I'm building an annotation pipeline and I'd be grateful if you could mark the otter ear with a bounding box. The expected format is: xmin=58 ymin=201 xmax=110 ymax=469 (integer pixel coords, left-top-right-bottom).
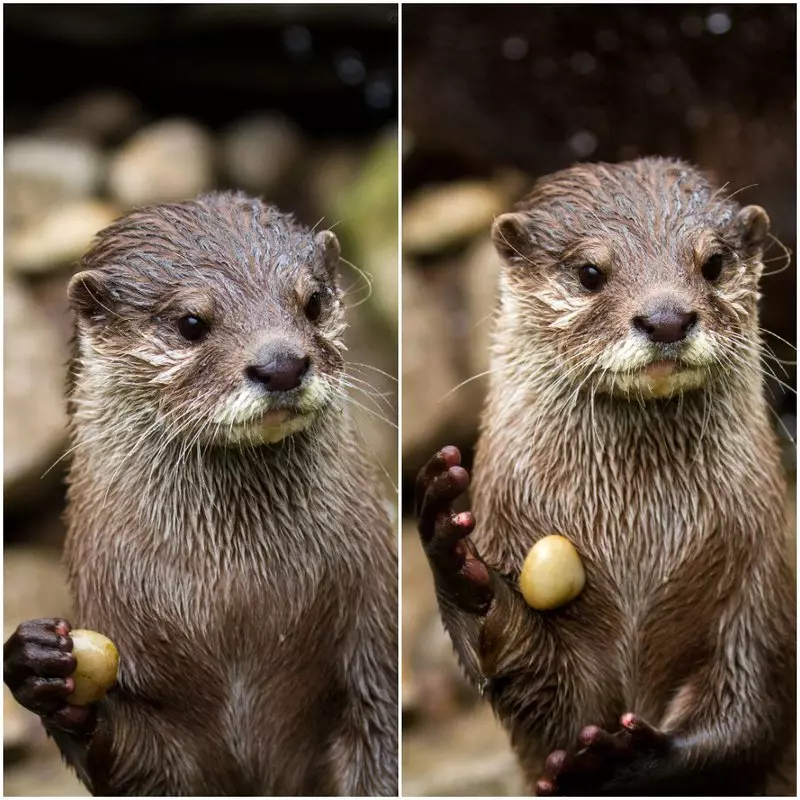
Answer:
xmin=737 ymin=205 xmax=770 ymax=258
xmin=491 ymin=213 xmax=535 ymax=267
xmin=314 ymin=230 xmax=341 ymax=282
xmin=68 ymin=270 xmax=112 ymax=325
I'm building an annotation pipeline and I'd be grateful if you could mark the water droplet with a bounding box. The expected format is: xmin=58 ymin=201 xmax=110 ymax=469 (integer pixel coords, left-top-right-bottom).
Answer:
xmin=365 ymin=75 xmax=393 ymax=110
xmin=501 ymin=35 xmax=529 ymax=61
xmin=282 ymin=25 xmax=311 ymax=57
xmin=570 ymin=130 xmax=598 ymax=158
xmin=335 ymin=49 xmax=366 ymax=86
xmin=570 ymin=52 xmax=597 ymax=76
xmin=706 ymin=11 xmax=732 ymax=35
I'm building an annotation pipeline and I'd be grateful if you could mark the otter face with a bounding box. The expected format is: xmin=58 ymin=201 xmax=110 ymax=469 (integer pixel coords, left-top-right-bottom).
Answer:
xmin=492 ymin=159 xmax=770 ymax=400
xmin=69 ymin=193 xmax=347 ymax=445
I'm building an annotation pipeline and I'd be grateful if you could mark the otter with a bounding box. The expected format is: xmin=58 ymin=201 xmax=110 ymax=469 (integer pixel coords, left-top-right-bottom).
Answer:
xmin=416 ymin=158 xmax=795 ymax=796
xmin=4 ymin=193 xmax=398 ymax=796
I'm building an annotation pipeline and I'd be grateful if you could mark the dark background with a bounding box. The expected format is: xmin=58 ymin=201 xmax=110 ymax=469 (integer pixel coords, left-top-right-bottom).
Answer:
xmin=5 ymin=3 xmax=397 ymax=136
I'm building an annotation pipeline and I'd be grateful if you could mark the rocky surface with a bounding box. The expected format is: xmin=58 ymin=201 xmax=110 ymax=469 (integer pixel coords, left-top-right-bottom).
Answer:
xmin=108 ymin=118 xmax=215 ymax=207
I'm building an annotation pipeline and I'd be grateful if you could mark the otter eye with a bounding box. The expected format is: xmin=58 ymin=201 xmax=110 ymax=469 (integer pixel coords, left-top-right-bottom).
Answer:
xmin=701 ymin=253 xmax=724 ymax=282
xmin=304 ymin=292 xmax=323 ymax=322
xmin=177 ymin=315 xmax=209 ymax=342
xmin=578 ymin=264 xmax=605 ymax=291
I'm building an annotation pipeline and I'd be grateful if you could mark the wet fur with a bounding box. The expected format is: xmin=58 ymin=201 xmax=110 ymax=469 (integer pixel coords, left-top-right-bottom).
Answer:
xmin=440 ymin=159 xmax=795 ymax=793
xmin=61 ymin=193 xmax=398 ymax=795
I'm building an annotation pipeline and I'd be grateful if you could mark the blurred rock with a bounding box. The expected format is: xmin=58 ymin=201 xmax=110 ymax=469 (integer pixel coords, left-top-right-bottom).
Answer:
xmin=4 ymin=685 xmax=43 ymax=759
xmin=330 ymin=129 xmax=399 ymax=332
xmin=3 ymin=546 xmax=72 ymax=641
xmin=402 ymin=266 xmax=460 ymax=459
xmin=403 ymin=180 xmax=507 ymax=256
xmin=307 ymin=145 xmax=360 ymax=216
xmin=4 ymin=136 xmax=104 ymax=226
xmin=108 ymin=118 xmax=214 ymax=206
xmin=3 ymin=746 xmax=89 ymax=797
xmin=402 ymin=704 xmax=524 ymax=796
xmin=342 ymin=301 xmax=398 ymax=493
xmin=411 ymin=612 xmax=477 ymax=722
xmin=6 ymin=200 xmax=119 ymax=274
xmin=220 ymin=113 xmax=304 ymax=195
xmin=4 ymin=278 xmax=68 ymax=507
xmin=4 ymin=546 xmax=73 ymax=761
xmin=40 ymin=89 xmax=144 ymax=146
xmin=464 ymin=236 xmax=502 ymax=379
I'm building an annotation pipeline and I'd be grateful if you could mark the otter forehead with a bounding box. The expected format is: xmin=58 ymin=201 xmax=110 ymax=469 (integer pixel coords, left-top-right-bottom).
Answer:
xmin=82 ymin=192 xmax=321 ymax=300
xmin=519 ymin=158 xmax=737 ymax=259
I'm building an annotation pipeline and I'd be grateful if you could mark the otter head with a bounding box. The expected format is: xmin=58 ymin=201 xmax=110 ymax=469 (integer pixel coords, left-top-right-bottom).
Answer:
xmin=491 ymin=158 xmax=770 ymax=400
xmin=69 ymin=192 xmax=346 ymax=446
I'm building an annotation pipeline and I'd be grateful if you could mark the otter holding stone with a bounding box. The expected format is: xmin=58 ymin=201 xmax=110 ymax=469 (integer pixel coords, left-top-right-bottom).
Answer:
xmin=4 ymin=193 xmax=398 ymax=796
xmin=416 ymin=158 xmax=795 ymax=795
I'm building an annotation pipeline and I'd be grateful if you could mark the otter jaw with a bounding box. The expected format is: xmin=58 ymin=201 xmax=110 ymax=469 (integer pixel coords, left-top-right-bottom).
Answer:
xmin=606 ymin=366 xmax=709 ymax=400
xmin=210 ymin=374 xmax=331 ymax=445
xmin=592 ymin=326 xmax=718 ymax=400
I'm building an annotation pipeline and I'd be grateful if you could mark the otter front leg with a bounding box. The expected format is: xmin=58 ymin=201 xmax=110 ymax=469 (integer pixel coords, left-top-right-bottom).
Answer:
xmin=4 ymin=619 xmax=112 ymax=794
xmin=416 ymin=447 xmax=549 ymax=688
xmin=536 ymin=713 xmax=772 ymax=797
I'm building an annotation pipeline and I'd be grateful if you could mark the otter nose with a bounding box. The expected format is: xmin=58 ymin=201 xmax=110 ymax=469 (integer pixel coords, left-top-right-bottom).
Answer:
xmin=246 ymin=348 xmax=310 ymax=392
xmin=632 ymin=309 xmax=698 ymax=344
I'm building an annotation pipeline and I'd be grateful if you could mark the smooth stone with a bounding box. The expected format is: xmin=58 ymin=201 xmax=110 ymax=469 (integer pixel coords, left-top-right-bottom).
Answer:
xmin=519 ymin=535 xmax=586 ymax=610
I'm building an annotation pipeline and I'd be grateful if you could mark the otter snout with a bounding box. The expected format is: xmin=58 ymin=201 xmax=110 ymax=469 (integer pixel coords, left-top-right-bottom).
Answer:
xmin=632 ymin=308 xmax=698 ymax=344
xmin=246 ymin=343 xmax=310 ymax=392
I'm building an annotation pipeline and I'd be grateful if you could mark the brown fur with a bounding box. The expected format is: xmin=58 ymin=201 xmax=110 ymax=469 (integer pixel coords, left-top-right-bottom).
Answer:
xmin=439 ymin=159 xmax=795 ymax=793
xmin=61 ymin=193 xmax=398 ymax=795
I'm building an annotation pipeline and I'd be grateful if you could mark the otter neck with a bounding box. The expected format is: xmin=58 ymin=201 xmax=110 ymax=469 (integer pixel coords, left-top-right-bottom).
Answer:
xmin=480 ymin=319 xmax=778 ymax=517
xmin=67 ymin=395 xmax=366 ymax=562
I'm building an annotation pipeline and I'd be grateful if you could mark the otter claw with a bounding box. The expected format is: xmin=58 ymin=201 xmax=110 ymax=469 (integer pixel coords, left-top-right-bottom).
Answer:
xmin=4 ymin=619 xmax=91 ymax=733
xmin=537 ymin=714 xmax=670 ymax=796
xmin=416 ymin=447 xmax=493 ymax=613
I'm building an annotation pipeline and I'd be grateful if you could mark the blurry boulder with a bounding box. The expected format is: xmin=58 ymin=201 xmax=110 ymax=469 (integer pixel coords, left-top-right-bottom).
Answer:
xmin=403 ymin=180 xmax=507 ymax=256
xmin=4 ymin=136 xmax=104 ymax=226
xmin=402 ymin=703 xmax=525 ymax=796
xmin=40 ymin=89 xmax=144 ymax=146
xmin=329 ymin=129 xmax=399 ymax=333
xmin=402 ymin=265 xmax=460 ymax=460
xmin=307 ymin=145 xmax=360 ymax=217
xmin=6 ymin=200 xmax=119 ymax=275
xmin=220 ymin=113 xmax=304 ymax=196
xmin=4 ymin=278 xmax=68 ymax=507
xmin=109 ymin=118 xmax=214 ymax=206
xmin=465 ymin=236 xmax=502 ymax=380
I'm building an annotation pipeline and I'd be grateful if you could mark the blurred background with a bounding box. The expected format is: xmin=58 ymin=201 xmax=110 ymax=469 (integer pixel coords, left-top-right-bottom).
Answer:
xmin=3 ymin=4 xmax=397 ymax=795
xmin=401 ymin=5 xmax=797 ymax=795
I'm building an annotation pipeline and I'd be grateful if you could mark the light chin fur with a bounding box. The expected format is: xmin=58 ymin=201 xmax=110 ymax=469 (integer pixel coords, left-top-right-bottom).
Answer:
xmin=209 ymin=376 xmax=331 ymax=445
xmin=605 ymin=367 xmax=709 ymax=400
xmin=222 ymin=411 xmax=318 ymax=445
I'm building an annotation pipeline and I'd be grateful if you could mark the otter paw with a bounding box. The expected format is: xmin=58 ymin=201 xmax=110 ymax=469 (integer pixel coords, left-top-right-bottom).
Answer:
xmin=415 ymin=446 xmax=493 ymax=613
xmin=535 ymin=714 xmax=670 ymax=796
xmin=4 ymin=619 xmax=92 ymax=732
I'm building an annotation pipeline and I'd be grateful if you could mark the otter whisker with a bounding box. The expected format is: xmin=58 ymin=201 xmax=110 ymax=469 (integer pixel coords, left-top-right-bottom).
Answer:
xmin=349 ymin=362 xmax=399 ymax=383
xmin=338 ymin=256 xmax=374 ymax=309
xmin=438 ymin=369 xmax=498 ymax=404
